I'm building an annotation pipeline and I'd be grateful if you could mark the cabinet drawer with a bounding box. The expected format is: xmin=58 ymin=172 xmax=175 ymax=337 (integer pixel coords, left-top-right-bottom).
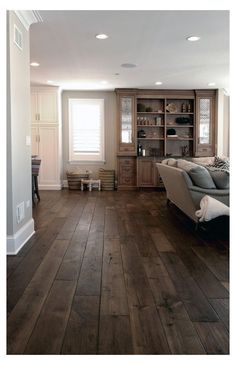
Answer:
xmin=117 ymin=157 xmax=136 ymax=189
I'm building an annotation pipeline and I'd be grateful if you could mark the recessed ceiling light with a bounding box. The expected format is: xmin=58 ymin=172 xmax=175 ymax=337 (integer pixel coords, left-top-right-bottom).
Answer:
xmin=114 ymin=73 xmax=120 ymax=76
xmin=96 ymin=34 xmax=109 ymax=40
xmin=47 ymin=80 xmax=54 ymax=83
xmin=30 ymin=62 xmax=40 ymax=67
xmin=101 ymin=80 xmax=108 ymax=84
xmin=208 ymin=82 xmax=216 ymax=86
xmin=121 ymin=63 xmax=137 ymax=68
xmin=155 ymin=81 xmax=163 ymax=85
xmin=186 ymin=36 xmax=200 ymax=42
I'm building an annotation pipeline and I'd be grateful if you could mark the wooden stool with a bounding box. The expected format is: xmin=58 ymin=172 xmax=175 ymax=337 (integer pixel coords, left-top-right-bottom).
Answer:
xmin=81 ymin=179 xmax=101 ymax=191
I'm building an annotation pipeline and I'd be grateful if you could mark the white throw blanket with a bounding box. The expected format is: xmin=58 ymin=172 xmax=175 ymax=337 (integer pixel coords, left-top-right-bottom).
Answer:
xmin=195 ymin=195 xmax=229 ymax=222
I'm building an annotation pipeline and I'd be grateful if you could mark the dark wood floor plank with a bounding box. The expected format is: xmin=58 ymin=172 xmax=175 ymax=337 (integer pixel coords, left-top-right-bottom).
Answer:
xmin=76 ymin=255 xmax=103 ymax=296
xmin=160 ymin=252 xmax=219 ymax=322
xmin=193 ymin=246 xmax=229 ymax=282
xmin=101 ymin=238 xmax=129 ymax=316
xmin=104 ymin=206 xmax=119 ymax=238
xmin=62 ymin=295 xmax=100 ymax=354
xmin=194 ymin=322 xmax=229 ymax=354
xmin=7 ymin=217 xmax=66 ymax=314
xmin=24 ymin=280 xmax=76 ymax=354
xmin=99 ymin=315 xmax=133 ymax=354
xmin=56 ymin=225 xmax=90 ymax=281
xmin=7 ymin=239 xmax=70 ymax=354
xmin=175 ymin=248 xmax=229 ymax=299
xmin=148 ymin=227 xmax=175 ymax=252
xmin=142 ymin=256 xmax=205 ymax=354
xmin=209 ymin=299 xmax=229 ymax=331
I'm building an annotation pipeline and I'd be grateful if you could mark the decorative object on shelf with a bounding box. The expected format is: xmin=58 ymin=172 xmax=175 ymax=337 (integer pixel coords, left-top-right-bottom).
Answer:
xmin=138 ymin=129 xmax=146 ymax=138
xmin=137 ymin=143 xmax=142 ymax=156
xmin=181 ymin=145 xmax=189 ymax=156
xmin=155 ymin=116 xmax=162 ymax=125
xmin=137 ymin=103 xmax=146 ymax=112
xmin=142 ymin=149 xmax=146 ymax=156
xmin=166 ymin=103 xmax=177 ymax=113
xmin=175 ymin=117 xmax=191 ymax=124
xmin=167 ymin=128 xmax=177 ymax=136
xmin=182 ymin=103 xmax=186 ymax=112
xmin=145 ymin=106 xmax=153 ymax=112
xmin=188 ymin=103 xmax=191 ymax=112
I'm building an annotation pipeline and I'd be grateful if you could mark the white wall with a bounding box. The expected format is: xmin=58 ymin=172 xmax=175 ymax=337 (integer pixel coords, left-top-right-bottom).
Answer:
xmin=217 ymin=88 xmax=230 ymax=157
xmin=62 ymin=90 xmax=117 ymax=181
xmin=7 ymin=11 xmax=34 ymax=254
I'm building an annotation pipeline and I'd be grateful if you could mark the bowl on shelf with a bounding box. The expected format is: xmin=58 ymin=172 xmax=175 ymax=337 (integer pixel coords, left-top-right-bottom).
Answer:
xmin=166 ymin=103 xmax=177 ymax=113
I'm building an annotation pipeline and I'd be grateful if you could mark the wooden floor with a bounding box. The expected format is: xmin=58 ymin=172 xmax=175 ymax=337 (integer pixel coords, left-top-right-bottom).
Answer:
xmin=7 ymin=189 xmax=229 ymax=355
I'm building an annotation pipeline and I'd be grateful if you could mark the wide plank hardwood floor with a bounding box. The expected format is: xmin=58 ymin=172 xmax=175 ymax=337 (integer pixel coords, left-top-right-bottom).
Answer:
xmin=7 ymin=189 xmax=229 ymax=354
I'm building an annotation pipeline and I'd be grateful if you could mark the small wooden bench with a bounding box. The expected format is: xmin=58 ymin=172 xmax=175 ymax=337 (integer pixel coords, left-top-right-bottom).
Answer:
xmin=81 ymin=179 xmax=101 ymax=191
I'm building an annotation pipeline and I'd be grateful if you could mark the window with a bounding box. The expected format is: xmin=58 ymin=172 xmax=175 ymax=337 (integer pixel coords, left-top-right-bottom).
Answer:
xmin=69 ymin=98 xmax=105 ymax=162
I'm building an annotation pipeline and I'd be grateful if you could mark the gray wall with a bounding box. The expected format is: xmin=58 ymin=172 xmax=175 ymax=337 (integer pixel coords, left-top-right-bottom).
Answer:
xmin=7 ymin=11 xmax=33 ymax=235
xmin=62 ymin=90 xmax=117 ymax=180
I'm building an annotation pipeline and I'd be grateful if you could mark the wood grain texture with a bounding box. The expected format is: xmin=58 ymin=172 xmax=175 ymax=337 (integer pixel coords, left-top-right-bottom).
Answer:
xmin=7 ymin=189 xmax=229 ymax=355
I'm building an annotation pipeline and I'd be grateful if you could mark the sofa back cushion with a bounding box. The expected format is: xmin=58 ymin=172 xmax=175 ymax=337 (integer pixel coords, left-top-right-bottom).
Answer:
xmin=177 ymin=159 xmax=216 ymax=189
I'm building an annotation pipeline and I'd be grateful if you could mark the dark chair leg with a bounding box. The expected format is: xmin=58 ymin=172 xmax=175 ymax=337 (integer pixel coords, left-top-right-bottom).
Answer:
xmin=34 ymin=175 xmax=40 ymax=201
xmin=32 ymin=175 xmax=35 ymax=205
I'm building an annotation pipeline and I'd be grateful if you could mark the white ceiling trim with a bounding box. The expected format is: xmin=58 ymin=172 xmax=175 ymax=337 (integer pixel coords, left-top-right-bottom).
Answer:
xmin=14 ymin=10 xmax=43 ymax=31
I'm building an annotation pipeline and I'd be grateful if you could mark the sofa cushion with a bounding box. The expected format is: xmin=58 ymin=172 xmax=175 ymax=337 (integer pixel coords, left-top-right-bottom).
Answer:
xmin=206 ymin=167 xmax=229 ymax=189
xmin=162 ymin=158 xmax=177 ymax=167
xmin=177 ymin=159 xmax=216 ymax=189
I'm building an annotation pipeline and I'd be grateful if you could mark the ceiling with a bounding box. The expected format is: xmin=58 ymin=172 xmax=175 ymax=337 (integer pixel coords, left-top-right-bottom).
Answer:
xmin=29 ymin=10 xmax=229 ymax=91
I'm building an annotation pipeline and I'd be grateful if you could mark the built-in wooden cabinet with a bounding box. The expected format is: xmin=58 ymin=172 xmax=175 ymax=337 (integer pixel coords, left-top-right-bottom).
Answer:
xmin=117 ymin=157 xmax=136 ymax=190
xmin=195 ymin=90 xmax=216 ymax=157
xmin=116 ymin=88 xmax=217 ymax=190
xmin=31 ymin=87 xmax=61 ymax=190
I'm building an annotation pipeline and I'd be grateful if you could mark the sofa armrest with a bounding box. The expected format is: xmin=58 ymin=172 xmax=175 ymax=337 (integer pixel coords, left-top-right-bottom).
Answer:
xmin=189 ymin=186 xmax=229 ymax=207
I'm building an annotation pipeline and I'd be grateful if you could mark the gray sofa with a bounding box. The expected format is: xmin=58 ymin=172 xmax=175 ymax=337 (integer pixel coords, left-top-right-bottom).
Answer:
xmin=156 ymin=158 xmax=229 ymax=223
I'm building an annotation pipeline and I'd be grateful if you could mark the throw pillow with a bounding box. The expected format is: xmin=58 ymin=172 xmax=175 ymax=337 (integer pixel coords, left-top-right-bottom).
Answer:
xmin=177 ymin=159 xmax=216 ymax=189
xmin=206 ymin=167 xmax=229 ymax=189
xmin=207 ymin=156 xmax=230 ymax=172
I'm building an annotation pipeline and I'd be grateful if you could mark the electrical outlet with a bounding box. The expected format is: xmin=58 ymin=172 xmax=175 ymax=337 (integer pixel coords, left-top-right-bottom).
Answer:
xmin=16 ymin=202 xmax=25 ymax=224
xmin=26 ymin=136 xmax=31 ymax=146
xmin=26 ymin=200 xmax=30 ymax=208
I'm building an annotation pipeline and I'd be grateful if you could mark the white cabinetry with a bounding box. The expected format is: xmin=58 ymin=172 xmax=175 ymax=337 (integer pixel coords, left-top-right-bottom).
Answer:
xmin=31 ymin=87 xmax=61 ymax=190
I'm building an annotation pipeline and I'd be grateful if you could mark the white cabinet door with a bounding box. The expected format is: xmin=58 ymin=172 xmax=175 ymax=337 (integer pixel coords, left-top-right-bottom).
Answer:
xmin=37 ymin=92 xmax=57 ymax=123
xmin=31 ymin=92 xmax=38 ymax=122
xmin=38 ymin=126 xmax=59 ymax=186
xmin=31 ymin=126 xmax=39 ymax=156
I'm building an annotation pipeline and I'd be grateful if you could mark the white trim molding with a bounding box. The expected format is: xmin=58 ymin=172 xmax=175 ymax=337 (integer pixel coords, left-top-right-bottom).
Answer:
xmin=39 ymin=184 xmax=62 ymax=190
xmin=14 ymin=10 xmax=43 ymax=30
xmin=7 ymin=218 xmax=35 ymax=255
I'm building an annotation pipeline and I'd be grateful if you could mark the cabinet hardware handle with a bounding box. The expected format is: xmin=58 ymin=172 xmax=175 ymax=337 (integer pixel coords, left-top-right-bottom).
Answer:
xmin=38 ymin=113 xmax=40 ymax=121
xmin=38 ymin=135 xmax=40 ymax=142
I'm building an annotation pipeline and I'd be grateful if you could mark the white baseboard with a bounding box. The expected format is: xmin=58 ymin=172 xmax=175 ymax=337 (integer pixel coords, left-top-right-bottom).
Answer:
xmin=7 ymin=218 xmax=35 ymax=255
xmin=38 ymin=184 xmax=62 ymax=190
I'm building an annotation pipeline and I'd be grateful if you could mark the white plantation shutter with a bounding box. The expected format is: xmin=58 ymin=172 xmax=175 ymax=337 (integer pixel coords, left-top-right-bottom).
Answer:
xmin=69 ymin=99 xmax=104 ymax=161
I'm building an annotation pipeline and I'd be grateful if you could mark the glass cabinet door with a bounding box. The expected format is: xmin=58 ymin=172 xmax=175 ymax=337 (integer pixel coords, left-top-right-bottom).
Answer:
xmin=121 ymin=97 xmax=133 ymax=143
xmin=195 ymin=91 xmax=216 ymax=156
xmin=117 ymin=93 xmax=136 ymax=155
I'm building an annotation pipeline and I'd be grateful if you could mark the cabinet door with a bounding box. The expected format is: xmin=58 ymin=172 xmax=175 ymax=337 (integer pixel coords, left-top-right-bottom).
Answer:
xmin=31 ymin=126 xmax=39 ymax=156
xmin=117 ymin=157 xmax=136 ymax=190
xmin=38 ymin=126 xmax=59 ymax=186
xmin=37 ymin=92 xmax=58 ymax=123
xmin=117 ymin=94 xmax=136 ymax=155
xmin=31 ymin=92 xmax=38 ymax=122
xmin=137 ymin=158 xmax=156 ymax=187
xmin=195 ymin=91 xmax=216 ymax=156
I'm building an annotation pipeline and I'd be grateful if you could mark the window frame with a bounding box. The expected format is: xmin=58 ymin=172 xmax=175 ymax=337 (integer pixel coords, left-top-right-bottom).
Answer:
xmin=68 ymin=98 xmax=105 ymax=162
